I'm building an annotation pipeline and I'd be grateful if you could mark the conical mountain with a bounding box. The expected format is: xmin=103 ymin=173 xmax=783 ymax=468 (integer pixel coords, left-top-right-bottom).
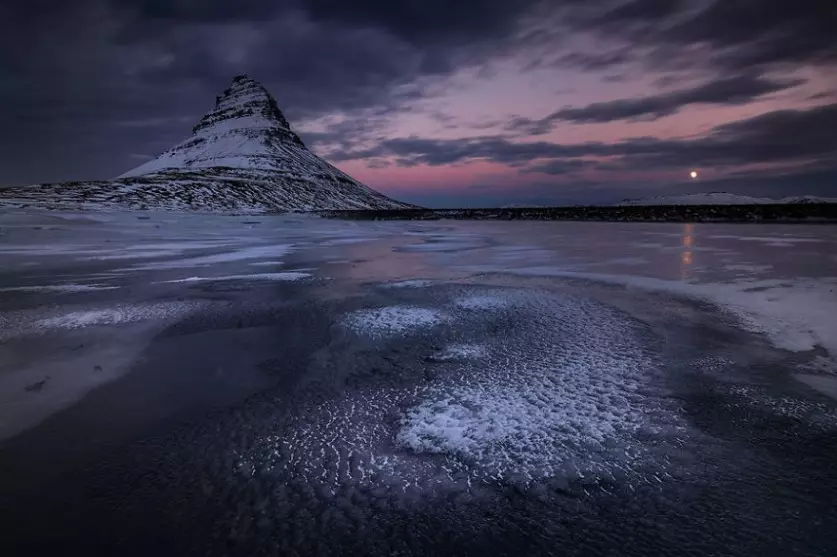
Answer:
xmin=1 ymin=75 xmax=414 ymax=212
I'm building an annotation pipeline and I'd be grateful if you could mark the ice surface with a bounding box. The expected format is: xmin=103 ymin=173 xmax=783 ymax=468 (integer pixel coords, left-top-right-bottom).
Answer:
xmin=397 ymin=290 xmax=675 ymax=484
xmin=428 ymin=344 xmax=488 ymax=361
xmin=249 ymin=260 xmax=287 ymax=266
xmin=453 ymin=292 xmax=514 ymax=311
xmin=34 ymin=302 xmax=198 ymax=331
xmin=248 ymin=287 xmax=679 ymax=494
xmin=87 ymin=250 xmax=186 ymax=260
xmin=0 ymin=299 xmax=204 ymax=438
xmin=126 ymin=244 xmax=294 ymax=270
xmin=476 ymin=270 xmax=837 ymax=358
xmin=794 ymin=375 xmax=837 ymax=402
xmin=724 ymin=384 xmax=837 ymax=428
xmin=1 ymin=211 xmax=834 ymax=470
xmin=160 ymin=272 xmax=311 ymax=283
xmin=380 ymin=279 xmax=434 ymax=289
xmin=709 ymin=235 xmax=825 ymax=243
xmin=0 ymin=284 xmax=119 ymax=293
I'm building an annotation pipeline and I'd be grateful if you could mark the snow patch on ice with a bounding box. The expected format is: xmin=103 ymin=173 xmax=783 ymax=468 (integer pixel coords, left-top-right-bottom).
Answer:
xmin=344 ymin=306 xmax=447 ymax=337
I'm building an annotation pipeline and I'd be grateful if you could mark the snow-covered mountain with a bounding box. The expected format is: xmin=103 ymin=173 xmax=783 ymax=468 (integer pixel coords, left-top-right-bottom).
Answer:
xmin=619 ymin=192 xmax=837 ymax=206
xmin=0 ymin=75 xmax=414 ymax=213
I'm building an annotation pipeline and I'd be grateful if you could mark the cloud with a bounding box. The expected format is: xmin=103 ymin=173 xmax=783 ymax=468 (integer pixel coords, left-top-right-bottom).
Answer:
xmin=508 ymin=75 xmax=805 ymax=133
xmin=338 ymin=102 xmax=837 ymax=172
xmin=664 ymin=0 xmax=837 ymax=68
xmin=569 ymin=0 xmax=837 ymax=72
xmin=300 ymin=0 xmax=543 ymax=43
xmin=0 ymin=0 xmax=833 ymax=200
xmin=554 ymin=51 xmax=636 ymax=71
xmin=522 ymin=159 xmax=599 ymax=175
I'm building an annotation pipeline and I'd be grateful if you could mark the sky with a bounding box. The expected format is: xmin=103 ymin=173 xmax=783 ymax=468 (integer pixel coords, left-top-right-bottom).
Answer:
xmin=1 ymin=0 xmax=835 ymax=207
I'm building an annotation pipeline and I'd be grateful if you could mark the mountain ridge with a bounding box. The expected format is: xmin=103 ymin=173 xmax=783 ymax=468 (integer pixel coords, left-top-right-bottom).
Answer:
xmin=618 ymin=192 xmax=837 ymax=206
xmin=0 ymin=75 xmax=414 ymax=213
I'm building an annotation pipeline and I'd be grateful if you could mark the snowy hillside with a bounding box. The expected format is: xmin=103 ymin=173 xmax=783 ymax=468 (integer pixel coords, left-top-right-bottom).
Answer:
xmin=619 ymin=192 xmax=837 ymax=206
xmin=0 ymin=75 xmax=414 ymax=213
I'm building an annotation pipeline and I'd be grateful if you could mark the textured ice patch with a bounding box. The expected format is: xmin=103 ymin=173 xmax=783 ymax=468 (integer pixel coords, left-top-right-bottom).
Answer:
xmin=397 ymin=292 xmax=675 ymax=485
xmin=725 ymin=385 xmax=837 ymax=430
xmin=160 ymin=272 xmax=311 ymax=284
xmin=343 ymin=306 xmax=447 ymax=338
xmin=243 ymin=386 xmax=468 ymax=498
xmin=473 ymin=270 xmax=837 ymax=361
xmin=428 ymin=344 xmax=488 ymax=361
xmin=34 ymin=302 xmax=197 ymax=331
xmin=380 ymin=279 xmax=434 ymax=289
xmin=243 ymin=288 xmax=680 ymax=498
xmin=454 ymin=293 xmax=513 ymax=311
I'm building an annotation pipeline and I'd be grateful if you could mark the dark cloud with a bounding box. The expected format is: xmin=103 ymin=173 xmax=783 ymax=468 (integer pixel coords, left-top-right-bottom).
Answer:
xmin=665 ymin=0 xmax=837 ymax=68
xmin=300 ymin=0 xmax=543 ymax=43
xmin=583 ymin=0 xmax=683 ymax=29
xmin=508 ymin=75 xmax=804 ymax=133
xmin=571 ymin=0 xmax=837 ymax=71
xmin=117 ymin=0 xmax=283 ymax=23
xmin=554 ymin=51 xmax=636 ymax=71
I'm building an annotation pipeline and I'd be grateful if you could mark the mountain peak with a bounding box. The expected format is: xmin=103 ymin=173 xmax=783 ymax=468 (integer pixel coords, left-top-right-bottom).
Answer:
xmin=191 ymin=75 xmax=299 ymax=143
xmin=119 ymin=75 xmax=312 ymax=178
xmin=1 ymin=75 xmax=414 ymax=212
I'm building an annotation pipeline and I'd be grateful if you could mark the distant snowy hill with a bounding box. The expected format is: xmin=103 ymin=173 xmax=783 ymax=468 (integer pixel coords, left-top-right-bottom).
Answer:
xmin=619 ymin=192 xmax=837 ymax=206
xmin=0 ymin=75 xmax=414 ymax=213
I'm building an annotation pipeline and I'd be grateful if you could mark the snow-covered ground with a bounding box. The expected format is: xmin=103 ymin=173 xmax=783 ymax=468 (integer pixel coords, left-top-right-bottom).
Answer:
xmin=2 ymin=209 xmax=836 ymax=555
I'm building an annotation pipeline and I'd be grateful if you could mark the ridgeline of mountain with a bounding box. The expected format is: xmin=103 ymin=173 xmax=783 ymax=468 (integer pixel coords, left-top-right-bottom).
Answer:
xmin=0 ymin=75 xmax=414 ymax=213
xmin=618 ymin=192 xmax=837 ymax=206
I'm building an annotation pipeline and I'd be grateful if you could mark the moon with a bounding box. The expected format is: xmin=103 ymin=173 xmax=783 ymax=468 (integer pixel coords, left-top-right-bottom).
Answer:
xmin=690 ymin=170 xmax=698 ymax=179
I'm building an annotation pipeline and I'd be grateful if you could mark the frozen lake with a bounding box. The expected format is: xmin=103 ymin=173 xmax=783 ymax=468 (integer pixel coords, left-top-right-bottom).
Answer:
xmin=1 ymin=210 xmax=836 ymax=556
